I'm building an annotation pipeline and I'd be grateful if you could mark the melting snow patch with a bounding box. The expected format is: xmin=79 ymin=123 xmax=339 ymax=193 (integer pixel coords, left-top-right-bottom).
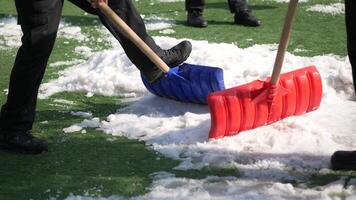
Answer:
xmin=0 ymin=17 xmax=89 ymax=49
xmin=53 ymin=99 xmax=76 ymax=105
xmin=63 ymin=118 xmax=100 ymax=133
xmin=159 ymin=29 xmax=176 ymax=35
xmin=145 ymin=16 xmax=175 ymax=30
xmin=0 ymin=17 xmax=22 ymax=49
xmin=75 ymin=46 xmax=93 ymax=57
xmin=70 ymin=111 xmax=93 ymax=118
xmin=307 ymin=3 xmax=345 ymax=15
xmin=65 ymin=173 xmax=356 ymax=199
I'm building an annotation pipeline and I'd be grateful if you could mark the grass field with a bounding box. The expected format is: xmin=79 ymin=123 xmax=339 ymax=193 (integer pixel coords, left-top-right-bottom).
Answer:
xmin=0 ymin=0 xmax=354 ymax=199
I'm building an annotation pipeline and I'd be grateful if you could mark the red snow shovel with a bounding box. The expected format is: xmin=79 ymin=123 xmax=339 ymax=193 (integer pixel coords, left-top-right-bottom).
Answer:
xmin=207 ymin=0 xmax=322 ymax=139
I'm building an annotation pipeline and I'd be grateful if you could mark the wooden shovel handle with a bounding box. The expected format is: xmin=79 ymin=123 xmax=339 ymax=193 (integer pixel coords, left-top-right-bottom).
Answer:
xmin=98 ymin=3 xmax=170 ymax=73
xmin=270 ymin=0 xmax=299 ymax=85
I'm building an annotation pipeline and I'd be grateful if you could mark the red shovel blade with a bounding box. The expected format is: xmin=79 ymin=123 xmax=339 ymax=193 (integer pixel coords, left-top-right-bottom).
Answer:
xmin=207 ymin=65 xmax=322 ymax=139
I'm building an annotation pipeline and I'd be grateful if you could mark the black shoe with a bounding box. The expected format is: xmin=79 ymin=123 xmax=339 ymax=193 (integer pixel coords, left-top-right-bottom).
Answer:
xmin=330 ymin=151 xmax=356 ymax=170
xmin=147 ymin=41 xmax=192 ymax=83
xmin=187 ymin=10 xmax=208 ymax=28
xmin=234 ymin=10 xmax=261 ymax=27
xmin=0 ymin=130 xmax=48 ymax=154
xmin=159 ymin=40 xmax=192 ymax=68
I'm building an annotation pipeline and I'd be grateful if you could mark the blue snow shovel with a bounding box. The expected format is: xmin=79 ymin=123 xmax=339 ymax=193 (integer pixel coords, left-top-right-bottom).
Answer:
xmin=98 ymin=3 xmax=225 ymax=104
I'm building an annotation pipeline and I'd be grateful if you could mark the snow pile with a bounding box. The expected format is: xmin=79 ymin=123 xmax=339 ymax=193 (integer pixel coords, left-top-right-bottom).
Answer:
xmin=39 ymin=47 xmax=145 ymax=98
xmin=65 ymin=174 xmax=356 ymax=200
xmin=2 ymin=8 xmax=355 ymax=198
xmin=41 ymin=35 xmax=356 ymax=198
xmin=307 ymin=3 xmax=345 ymax=15
xmin=40 ymin=37 xmax=355 ymax=99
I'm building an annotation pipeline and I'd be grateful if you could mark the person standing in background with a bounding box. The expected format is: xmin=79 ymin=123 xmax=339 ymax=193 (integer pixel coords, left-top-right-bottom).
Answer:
xmin=186 ymin=0 xmax=260 ymax=27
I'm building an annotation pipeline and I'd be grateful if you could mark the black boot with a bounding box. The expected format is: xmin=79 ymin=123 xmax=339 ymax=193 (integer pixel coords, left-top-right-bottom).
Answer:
xmin=187 ymin=10 xmax=208 ymax=28
xmin=159 ymin=40 xmax=192 ymax=68
xmin=234 ymin=10 xmax=261 ymax=27
xmin=0 ymin=130 xmax=48 ymax=154
xmin=143 ymin=41 xmax=192 ymax=83
xmin=149 ymin=40 xmax=192 ymax=83
xmin=330 ymin=150 xmax=356 ymax=170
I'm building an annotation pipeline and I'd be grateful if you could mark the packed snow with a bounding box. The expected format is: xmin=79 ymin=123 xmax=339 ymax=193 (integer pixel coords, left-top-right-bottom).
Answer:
xmin=38 ymin=34 xmax=356 ymax=199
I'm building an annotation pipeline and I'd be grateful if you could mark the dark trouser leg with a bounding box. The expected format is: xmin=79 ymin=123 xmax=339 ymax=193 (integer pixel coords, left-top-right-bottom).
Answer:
xmin=69 ymin=0 xmax=163 ymax=81
xmin=0 ymin=0 xmax=63 ymax=131
xmin=186 ymin=0 xmax=205 ymax=11
xmin=99 ymin=0 xmax=165 ymax=80
xmin=228 ymin=0 xmax=248 ymax=13
xmin=345 ymin=0 xmax=356 ymax=93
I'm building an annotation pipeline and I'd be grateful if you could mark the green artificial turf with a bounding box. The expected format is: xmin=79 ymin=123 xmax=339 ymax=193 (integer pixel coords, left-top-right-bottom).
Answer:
xmin=0 ymin=0 xmax=353 ymax=199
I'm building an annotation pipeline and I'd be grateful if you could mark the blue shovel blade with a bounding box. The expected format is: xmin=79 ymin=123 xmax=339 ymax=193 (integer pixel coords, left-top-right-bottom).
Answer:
xmin=141 ymin=63 xmax=225 ymax=104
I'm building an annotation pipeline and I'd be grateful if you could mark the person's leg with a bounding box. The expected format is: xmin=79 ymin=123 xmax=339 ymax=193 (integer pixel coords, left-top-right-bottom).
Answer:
xmin=70 ymin=0 xmax=192 ymax=82
xmin=329 ymin=0 xmax=356 ymax=169
xmin=186 ymin=0 xmax=207 ymax=27
xmin=228 ymin=0 xmax=260 ymax=27
xmin=0 ymin=0 xmax=63 ymax=153
xmin=345 ymin=0 xmax=356 ymax=93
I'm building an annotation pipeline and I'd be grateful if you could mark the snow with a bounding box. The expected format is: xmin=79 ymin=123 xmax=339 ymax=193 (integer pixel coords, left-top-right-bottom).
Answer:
xmin=70 ymin=111 xmax=93 ymax=118
xmin=0 ymin=17 xmax=89 ymax=49
xmin=49 ymin=60 xmax=86 ymax=68
xmin=75 ymin=46 xmax=93 ymax=57
xmin=58 ymin=21 xmax=88 ymax=42
xmin=144 ymin=16 xmax=175 ymax=31
xmin=159 ymin=29 xmax=176 ymax=35
xmin=63 ymin=118 xmax=100 ymax=133
xmin=53 ymin=99 xmax=76 ymax=105
xmin=39 ymin=34 xmax=356 ymax=198
xmin=307 ymin=3 xmax=345 ymax=15
xmin=65 ymin=173 xmax=356 ymax=200
xmin=0 ymin=17 xmax=22 ymax=49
